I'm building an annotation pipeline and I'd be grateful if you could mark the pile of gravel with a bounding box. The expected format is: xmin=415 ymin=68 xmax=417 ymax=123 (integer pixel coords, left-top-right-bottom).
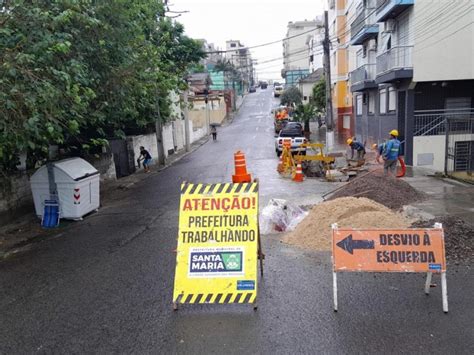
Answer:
xmin=328 ymin=172 xmax=425 ymax=210
xmin=411 ymin=217 xmax=474 ymax=265
xmin=283 ymin=197 xmax=410 ymax=251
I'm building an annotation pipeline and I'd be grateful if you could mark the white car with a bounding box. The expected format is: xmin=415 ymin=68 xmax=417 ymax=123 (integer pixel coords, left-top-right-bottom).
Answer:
xmin=275 ymin=124 xmax=307 ymax=156
xmin=273 ymin=85 xmax=284 ymax=97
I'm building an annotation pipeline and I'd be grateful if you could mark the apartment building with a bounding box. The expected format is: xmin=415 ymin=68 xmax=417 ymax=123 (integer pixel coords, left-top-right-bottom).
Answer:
xmin=348 ymin=0 xmax=473 ymax=175
xmin=307 ymin=16 xmax=325 ymax=73
xmin=328 ymin=0 xmax=354 ymax=134
xmin=282 ymin=20 xmax=318 ymax=86
xmin=225 ymin=40 xmax=254 ymax=91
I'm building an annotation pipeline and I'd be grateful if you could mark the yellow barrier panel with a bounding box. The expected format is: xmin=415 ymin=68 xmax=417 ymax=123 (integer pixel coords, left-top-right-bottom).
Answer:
xmin=173 ymin=182 xmax=259 ymax=308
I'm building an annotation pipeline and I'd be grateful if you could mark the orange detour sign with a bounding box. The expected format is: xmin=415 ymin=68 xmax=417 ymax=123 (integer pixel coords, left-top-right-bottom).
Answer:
xmin=331 ymin=224 xmax=448 ymax=313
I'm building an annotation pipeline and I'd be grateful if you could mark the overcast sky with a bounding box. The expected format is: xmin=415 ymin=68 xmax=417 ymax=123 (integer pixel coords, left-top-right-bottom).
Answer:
xmin=170 ymin=0 xmax=326 ymax=81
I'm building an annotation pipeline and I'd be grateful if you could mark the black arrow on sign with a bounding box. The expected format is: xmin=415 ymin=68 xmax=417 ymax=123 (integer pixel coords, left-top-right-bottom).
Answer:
xmin=336 ymin=234 xmax=375 ymax=255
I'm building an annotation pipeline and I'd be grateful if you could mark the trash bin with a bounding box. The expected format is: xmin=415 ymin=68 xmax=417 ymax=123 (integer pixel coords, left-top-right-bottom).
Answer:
xmin=30 ymin=158 xmax=100 ymax=220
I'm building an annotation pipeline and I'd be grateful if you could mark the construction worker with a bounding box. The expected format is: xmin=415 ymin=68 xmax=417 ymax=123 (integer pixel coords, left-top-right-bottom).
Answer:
xmin=383 ymin=129 xmax=401 ymax=175
xmin=372 ymin=142 xmax=387 ymax=163
xmin=346 ymin=138 xmax=366 ymax=160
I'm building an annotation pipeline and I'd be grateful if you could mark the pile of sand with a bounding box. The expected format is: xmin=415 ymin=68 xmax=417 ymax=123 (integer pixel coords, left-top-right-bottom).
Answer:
xmin=283 ymin=197 xmax=411 ymax=251
xmin=327 ymin=172 xmax=425 ymax=210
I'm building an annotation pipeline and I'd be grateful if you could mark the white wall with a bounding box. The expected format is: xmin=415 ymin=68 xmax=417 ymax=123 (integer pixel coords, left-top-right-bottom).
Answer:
xmin=413 ymin=134 xmax=474 ymax=172
xmin=413 ymin=0 xmax=474 ymax=82
xmin=128 ymin=134 xmax=159 ymax=168
xmin=162 ymin=123 xmax=174 ymax=158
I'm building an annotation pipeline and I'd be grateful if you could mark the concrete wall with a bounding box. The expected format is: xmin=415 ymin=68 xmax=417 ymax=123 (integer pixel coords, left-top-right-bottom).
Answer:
xmin=86 ymin=153 xmax=116 ymax=181
xmin=413 ymin=134 xmax=474 ymax=172
xmin=189 ymin=97 xmax=227 ymax=128
xmin=162 ymin=123 xmax=175 ymax=157
xmin=0 ymin=173 xmax=33 ymax=222
xmin=413 ymin=136 xmax=445 ymax=171
xmin=414 ymin=0 xmax=474 ymax=82
xmin=127 ymin=133 xmax=159 ymax=169
xmin=189 ymin=120 xmax=207 ymax=143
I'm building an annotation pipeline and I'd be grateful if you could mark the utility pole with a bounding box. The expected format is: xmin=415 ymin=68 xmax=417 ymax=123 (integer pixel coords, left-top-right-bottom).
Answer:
xmin=155 ymin=101 xmax=166 ymax=166
xmin=323 ymin=10 xmax=335 ymax=149
xmin=204 ymin=88 xmax=210 ymax=135
xmin=183 ymin=86 xmax=190 ymax=152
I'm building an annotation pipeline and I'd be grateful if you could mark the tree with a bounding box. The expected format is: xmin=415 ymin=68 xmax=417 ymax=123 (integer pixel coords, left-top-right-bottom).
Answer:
xmin=280 ymin=86 xmax=302 ymax=107
xmin=0 ymin=0 xmax=205 ymax=172
xmin=294 ymin=103 xmax=315 ymax=136
xmin=310 ymin=76 xmax=326 ymax=114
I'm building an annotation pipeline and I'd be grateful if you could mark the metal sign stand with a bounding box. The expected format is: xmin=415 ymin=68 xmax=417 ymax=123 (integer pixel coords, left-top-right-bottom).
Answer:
xmin=332 ymin=223 xmax=448 ymax=313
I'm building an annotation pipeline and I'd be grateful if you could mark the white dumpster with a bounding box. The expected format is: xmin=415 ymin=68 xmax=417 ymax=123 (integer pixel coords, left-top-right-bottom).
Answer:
xmin=30 ymin=158 xmax=100 ymax=220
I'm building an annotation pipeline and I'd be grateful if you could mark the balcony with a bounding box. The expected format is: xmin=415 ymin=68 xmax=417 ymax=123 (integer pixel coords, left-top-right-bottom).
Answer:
xmin=376 ymin=45 xmax=413 ymax=83
xmin=376 ymin=0 xmax=414 ymax=22
xmin=350 ymin=8 xmax=379 ymax=45
xmin=350 ymin=64 xmax=377 ymax=92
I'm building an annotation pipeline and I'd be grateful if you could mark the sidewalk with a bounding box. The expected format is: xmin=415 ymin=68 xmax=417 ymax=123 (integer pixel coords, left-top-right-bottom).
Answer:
xmin=0 ymin=134 xmax=210 ymax=259
xmin=404 ymin=167 xmax=474 ymax=224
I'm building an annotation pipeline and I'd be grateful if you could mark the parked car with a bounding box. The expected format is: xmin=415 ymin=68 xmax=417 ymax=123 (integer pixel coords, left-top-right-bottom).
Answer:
xmin=261 ymin=81 xmax=268 ymax=89
xmin=273 ymin=85 xmax=284 ymax=97
xmin=274 ymin=126 xmax=307 ymax=156
xmin=249 ymin=86 xmax=256 ymax=93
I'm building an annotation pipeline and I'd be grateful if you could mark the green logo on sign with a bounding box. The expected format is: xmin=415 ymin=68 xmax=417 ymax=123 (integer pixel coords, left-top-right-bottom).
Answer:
xmin=222 ymin=252 xmax=242 ymax=271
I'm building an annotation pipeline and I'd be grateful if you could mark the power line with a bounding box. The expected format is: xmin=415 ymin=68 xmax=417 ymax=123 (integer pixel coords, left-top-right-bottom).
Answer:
xmin=413 ymin=20 xmax=474 ymax=53
xmin=204 ymin=27 xmax=322 ymax=54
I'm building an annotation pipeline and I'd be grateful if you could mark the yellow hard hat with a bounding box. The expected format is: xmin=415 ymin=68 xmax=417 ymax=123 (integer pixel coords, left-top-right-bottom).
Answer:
xmin=390 ymin=129 xmax=399 ymax=137
xmin=372 ymin=143 xmax=378 ymax=150
xmin=346 ymin=138 xmax=353 ymax=145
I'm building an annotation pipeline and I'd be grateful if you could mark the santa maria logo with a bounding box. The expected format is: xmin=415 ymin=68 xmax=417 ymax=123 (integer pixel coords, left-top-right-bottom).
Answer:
xmin=189 ymin=248 xmax=244 ymax=277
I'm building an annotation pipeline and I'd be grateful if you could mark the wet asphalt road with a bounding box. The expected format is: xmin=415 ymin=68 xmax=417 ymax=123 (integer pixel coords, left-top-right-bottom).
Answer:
xmin=1 ymin=89 xmax=473 ymax=354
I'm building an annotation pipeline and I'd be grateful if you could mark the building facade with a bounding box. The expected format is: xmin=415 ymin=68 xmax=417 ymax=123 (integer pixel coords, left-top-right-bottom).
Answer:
xmin=329 ymin=0 xmax=354 ymax=135
xmin=348 ymin=0 xmax=474 ymax=174
xmin=282 ymin=20 xmax=318 ymax=86
xmin=225 ymin=40 xmax=254 ymax=91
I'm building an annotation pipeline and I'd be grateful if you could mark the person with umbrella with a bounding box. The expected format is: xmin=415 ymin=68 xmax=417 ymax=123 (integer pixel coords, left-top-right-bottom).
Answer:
xmin=210 ymin=124 xmax=218 ymax=141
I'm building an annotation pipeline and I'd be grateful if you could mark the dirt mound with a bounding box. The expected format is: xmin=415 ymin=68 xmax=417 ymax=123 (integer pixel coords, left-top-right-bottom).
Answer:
xmin=327 ymin=172 xmax=425 ymax=210
xmin=411 ymin=217 xmax=474 ymax=265
xmin=283 ymin=197 xmax=410 ymax=251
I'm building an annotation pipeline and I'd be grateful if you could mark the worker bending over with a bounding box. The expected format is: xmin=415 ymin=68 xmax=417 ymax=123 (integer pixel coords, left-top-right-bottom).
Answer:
xmin=346 ymin=138 xmax=366 ymax=160
xmin=383 ymin=130 xmax=401 ymax=175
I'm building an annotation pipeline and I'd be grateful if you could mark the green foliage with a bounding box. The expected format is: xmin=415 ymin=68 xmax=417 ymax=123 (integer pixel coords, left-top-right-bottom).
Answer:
xmin=280 ymin=86 xmax=302 ymax=106
xmin=294 ymin=103 xmax=315 ymax=133
xmin=311 ymin=77 xmax=326 ymax=113
xmin=0 ymin=0 xmax=205 ymax=171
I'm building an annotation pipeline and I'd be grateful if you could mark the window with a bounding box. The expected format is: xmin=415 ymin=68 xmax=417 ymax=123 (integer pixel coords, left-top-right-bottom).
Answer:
xmin=368 ymin=92 xmax=375 ymax=114
xmin=388 ymin=87 xmax=396 ymax=112
xmin=356 ymin=95 xmax=363 ymax=116
xmin=379 ymin=88 xmax=387 ymax=114
xmin=230 ymin=43 xmax=236 ymax=48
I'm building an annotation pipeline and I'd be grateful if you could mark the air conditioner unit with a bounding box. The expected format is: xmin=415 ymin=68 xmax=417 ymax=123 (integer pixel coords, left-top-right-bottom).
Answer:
xmin=384 ymin=19 xmax=396 ymax=33
xmin=368 ymin=39 xmax=377 ymax=51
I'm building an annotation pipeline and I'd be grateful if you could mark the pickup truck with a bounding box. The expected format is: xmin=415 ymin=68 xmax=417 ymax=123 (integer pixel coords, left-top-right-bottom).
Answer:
xmin=274 ymin=125 xmax=307 ymax=156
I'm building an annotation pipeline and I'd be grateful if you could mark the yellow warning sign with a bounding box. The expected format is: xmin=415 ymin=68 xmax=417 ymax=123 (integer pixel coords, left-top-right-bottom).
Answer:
xmin=173 ymin=182 xmax=259 ymax=305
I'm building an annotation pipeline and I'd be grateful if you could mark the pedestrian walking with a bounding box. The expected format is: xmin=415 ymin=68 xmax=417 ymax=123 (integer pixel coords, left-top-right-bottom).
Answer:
xmin=346 ymin=138 xmax=366 ymax=160
xmin=210 ymin=125 xmax=217 ymax=141
xmin=138 ymin=146 xmax=152 ymax=173
xmin=383 ymin=130 xmax=401 ymax=176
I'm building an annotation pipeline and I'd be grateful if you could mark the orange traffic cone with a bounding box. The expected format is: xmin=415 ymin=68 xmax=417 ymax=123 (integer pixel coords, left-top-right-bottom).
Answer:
xmin=232 ymin=151 xmax=252 ymax=183
xmin=293 ymin=163 xmax=304 ymax=182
